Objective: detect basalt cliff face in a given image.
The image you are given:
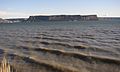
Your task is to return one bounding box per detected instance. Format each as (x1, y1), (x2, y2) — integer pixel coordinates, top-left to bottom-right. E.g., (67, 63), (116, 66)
(27, 15), (98, 21)
(0, 15), (98, 23)
(81, 15), (98, 20)
(49, 15), (81, 21)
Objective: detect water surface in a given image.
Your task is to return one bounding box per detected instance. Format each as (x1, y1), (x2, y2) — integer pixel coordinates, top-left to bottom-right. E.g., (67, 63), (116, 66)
(0, 20), (120, 72)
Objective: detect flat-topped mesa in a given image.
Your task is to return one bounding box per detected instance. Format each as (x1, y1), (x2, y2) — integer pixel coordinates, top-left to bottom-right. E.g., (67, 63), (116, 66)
(49, 15), (81, 21)
(27, 15), (98, 21)
(27, 16), (49, 21)
(81, 15), (98, 20)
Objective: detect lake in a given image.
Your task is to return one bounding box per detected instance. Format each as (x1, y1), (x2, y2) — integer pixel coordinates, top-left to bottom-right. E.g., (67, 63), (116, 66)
(0, 20), (120, 72)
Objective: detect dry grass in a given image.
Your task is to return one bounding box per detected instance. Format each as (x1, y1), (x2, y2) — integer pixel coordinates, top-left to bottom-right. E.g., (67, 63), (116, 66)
(0, 56), (11, 72)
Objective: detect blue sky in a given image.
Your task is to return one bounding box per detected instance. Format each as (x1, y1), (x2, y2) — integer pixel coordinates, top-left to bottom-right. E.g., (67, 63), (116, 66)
(0, 0), (120, 18)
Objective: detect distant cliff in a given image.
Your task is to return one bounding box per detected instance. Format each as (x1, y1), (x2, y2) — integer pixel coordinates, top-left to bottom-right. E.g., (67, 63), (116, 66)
(81, 15), (98, 20)
(98, 17), (120, 20)
(27, 16), (49, 21)
(27, 15), (98, 21)
(0, 15), (98, 23)
(49, 15), (81, 21)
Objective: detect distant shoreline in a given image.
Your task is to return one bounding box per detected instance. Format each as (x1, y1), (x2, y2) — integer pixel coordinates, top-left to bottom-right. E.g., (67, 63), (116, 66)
(0, 15), (120, 23)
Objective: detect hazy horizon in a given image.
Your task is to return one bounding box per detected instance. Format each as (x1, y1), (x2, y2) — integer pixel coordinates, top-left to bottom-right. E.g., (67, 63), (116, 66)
(2, 15), (120, 19)
(0, 0), (120, 19)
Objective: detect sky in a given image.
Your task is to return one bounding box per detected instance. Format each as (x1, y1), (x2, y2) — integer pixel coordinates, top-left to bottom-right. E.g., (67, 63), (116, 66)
(0, 0), (120, 19)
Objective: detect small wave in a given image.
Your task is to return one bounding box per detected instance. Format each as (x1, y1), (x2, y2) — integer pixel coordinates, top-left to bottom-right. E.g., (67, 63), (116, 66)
(15, 45), (120, 65)
(32, 47), (120, 64)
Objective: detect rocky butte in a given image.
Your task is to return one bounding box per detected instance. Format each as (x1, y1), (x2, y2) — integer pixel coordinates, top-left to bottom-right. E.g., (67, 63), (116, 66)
(27, 15), (98, 22)
(0, 15), (98, 23)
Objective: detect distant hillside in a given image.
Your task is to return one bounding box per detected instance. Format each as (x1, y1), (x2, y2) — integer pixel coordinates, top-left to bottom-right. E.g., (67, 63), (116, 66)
(27, 15), (98, 22)
(1, 15), (98, 23)
(1, 15), (120, 24)
(98, 17), (120, 20)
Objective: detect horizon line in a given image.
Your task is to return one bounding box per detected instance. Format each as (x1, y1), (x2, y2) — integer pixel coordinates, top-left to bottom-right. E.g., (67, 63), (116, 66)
(0, 15), (120, 19)
(1, 14), (120, 19)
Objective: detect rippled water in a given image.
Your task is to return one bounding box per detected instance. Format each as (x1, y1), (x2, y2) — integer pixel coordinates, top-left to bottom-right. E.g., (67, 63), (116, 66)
(0, 20), (120, 72)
